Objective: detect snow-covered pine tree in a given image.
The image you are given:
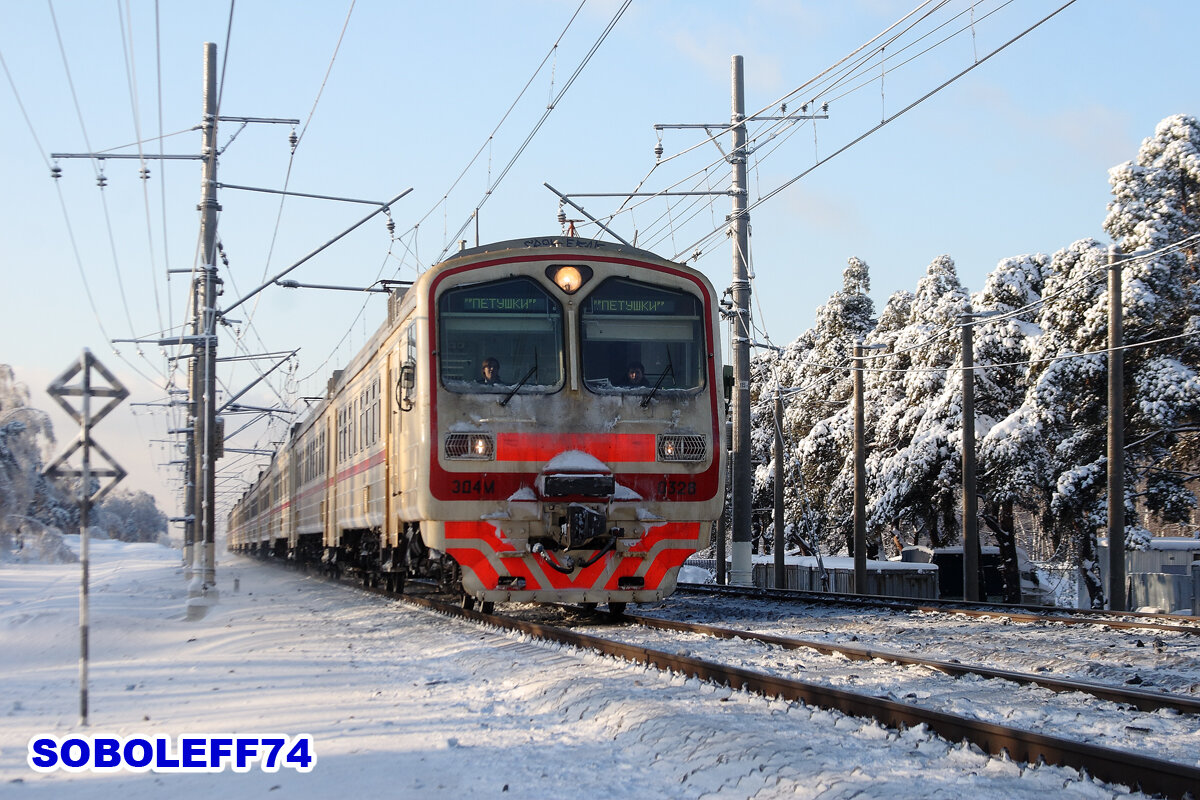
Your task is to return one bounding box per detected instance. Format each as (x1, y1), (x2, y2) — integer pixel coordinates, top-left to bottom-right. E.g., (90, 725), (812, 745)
(750, 258), (875, 556)
(861, 290), (915, 557)
(94, 489), (168, 543)
(982, 240), (1110, 603)
(790, 258), (876, 556)
(970, 254), (1048, 599)
(868, 255), (970, 549)
(0, 365), (59, 530)
(1103, 114), (1200, 536)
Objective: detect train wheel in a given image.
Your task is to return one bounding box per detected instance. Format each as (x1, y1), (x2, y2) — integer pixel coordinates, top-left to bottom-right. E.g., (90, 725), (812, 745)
(461, 596), (476, 611)
(607, 602), (627, 616)
(479, 601), (495, 614)
(581, 602), (597, 612)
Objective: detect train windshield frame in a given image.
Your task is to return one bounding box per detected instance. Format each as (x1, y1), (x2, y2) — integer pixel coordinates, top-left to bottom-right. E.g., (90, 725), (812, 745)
(580, 277), (706, 396)
(437, 277), (565, 395)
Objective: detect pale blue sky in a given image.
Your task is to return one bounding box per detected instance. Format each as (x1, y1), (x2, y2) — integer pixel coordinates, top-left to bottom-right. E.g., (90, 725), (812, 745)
(3, 1), (1197, 517)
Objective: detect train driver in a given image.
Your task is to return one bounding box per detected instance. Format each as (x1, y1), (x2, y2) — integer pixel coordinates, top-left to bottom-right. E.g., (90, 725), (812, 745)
(624, 361), (648, 387)
(479, 356), (502, 385)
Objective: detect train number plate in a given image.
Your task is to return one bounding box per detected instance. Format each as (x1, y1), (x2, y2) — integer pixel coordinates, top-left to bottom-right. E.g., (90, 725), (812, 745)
(657, 479), (698, 498)
(451, 478), (496, 496)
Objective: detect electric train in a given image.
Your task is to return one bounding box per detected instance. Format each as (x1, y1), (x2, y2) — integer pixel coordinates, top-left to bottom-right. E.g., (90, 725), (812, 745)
(227, 236), (726, 612)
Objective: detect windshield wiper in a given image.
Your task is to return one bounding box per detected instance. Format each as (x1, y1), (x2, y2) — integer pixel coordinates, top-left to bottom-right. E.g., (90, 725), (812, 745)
(640, 348), (674, 408)
(500, 350), (538, 406)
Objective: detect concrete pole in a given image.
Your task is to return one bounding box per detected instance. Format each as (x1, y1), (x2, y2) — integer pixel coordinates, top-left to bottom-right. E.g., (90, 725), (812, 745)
(1107, 245), (1126, 611)
(773, 392), (785, 588)
(853, 342), (867, 594)
(962, 315), (980, 602)
(715, 513), (727, 586)
(191, 42), (220, 604)
(183, 357), (195, 579)
(729, 55), (754, 586)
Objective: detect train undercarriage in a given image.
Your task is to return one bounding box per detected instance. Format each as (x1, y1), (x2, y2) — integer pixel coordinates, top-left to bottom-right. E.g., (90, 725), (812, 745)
(256, 525), (499, 614)
(242, 520), (637, 615)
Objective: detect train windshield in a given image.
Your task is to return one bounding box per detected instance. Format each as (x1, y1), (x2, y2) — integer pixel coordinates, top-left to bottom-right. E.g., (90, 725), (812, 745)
(438, 277), (565, 394)
(581, 278), (706, 395)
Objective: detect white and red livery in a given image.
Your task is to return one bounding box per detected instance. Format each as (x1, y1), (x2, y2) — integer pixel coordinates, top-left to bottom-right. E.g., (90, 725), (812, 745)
(228, 237), (726, 612)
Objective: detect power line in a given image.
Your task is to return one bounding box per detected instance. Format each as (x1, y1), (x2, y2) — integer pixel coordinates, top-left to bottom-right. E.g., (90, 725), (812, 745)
(435, 0), (632, 262)
(234, 0), (359, 411)
(404, 0), (589, 252)
(660, 0), (1080, 265)
(48, 0), (144, 348)
(738, 0), (1079, 246)
(117, 0), (166, 338)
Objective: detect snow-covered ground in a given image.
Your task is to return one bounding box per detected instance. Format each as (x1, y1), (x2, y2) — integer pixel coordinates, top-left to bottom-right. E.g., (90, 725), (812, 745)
(0, 538), (1161, 798)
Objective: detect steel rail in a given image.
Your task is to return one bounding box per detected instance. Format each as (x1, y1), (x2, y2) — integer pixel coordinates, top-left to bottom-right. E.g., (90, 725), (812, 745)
(251, 559), (1200, 797)
(677, 582), (1200, 635)
(392, 593), (1200, 799)
(622, 611), (1200, 716)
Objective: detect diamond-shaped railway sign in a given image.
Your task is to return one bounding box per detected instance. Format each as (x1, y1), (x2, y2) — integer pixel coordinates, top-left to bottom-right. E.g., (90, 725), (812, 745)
(44, 350), (129, 502)
(47, 349), (129, 425)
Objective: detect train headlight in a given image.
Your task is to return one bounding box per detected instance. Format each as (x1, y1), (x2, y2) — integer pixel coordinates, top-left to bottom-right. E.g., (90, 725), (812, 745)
(657, 434), (706, 463)
(546, 264), (593, 294)
(445, 432), (495, 460)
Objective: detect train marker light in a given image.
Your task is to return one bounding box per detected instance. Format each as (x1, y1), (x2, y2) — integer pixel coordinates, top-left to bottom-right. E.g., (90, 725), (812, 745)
(445, 432), (495, 460)
(546, 264), (593, 294)
(657, 434), (706, 462)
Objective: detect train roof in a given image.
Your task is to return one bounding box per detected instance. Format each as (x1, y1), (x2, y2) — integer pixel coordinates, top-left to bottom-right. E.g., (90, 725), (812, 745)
(444, 236), (686, 270)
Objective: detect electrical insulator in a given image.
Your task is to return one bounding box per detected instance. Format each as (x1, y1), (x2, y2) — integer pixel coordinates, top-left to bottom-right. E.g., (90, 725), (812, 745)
(654, 141), (664, 159)
(50, 164), (62, 179)
(289, 129), (298, 151)
(557, 208), (566, 226)
(781, 103), (787, 114)
(386, 217), (395, 236)
(140, 166), (151, 181)
(822, 101), (829, 113)
(801, 103), (808, 113)
(97, 172), (107, 189)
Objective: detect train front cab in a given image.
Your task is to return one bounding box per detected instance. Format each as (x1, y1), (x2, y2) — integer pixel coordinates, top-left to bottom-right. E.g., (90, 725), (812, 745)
(406, 240), (725, 607)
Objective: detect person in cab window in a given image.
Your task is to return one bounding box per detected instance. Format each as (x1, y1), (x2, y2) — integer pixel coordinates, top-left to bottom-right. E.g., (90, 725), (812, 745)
(479, 357), (502, 385)
(624, 361), (648, 387)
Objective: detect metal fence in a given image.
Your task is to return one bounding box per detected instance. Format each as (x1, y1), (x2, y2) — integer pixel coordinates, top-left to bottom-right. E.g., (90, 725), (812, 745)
(1125, 566), (1200, 615)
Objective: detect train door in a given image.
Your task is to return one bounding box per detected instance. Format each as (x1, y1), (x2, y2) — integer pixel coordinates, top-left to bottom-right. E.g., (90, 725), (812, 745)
(394, 321), (418, 516)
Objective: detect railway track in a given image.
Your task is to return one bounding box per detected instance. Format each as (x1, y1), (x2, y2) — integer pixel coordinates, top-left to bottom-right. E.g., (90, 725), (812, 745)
(618, 610), (1200, 716)
(416, 594), (1200, 799)
(268, 560), (1200, 798)
(677, 581), (1200, 635)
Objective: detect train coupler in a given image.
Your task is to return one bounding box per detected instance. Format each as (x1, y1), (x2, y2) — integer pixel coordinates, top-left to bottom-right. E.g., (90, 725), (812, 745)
(567, 503), (607, 548)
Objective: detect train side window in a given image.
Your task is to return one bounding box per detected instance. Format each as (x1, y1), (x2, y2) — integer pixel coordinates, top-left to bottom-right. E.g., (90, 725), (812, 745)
(580, 278), (706, 396)
(437, 277), (564, 395)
